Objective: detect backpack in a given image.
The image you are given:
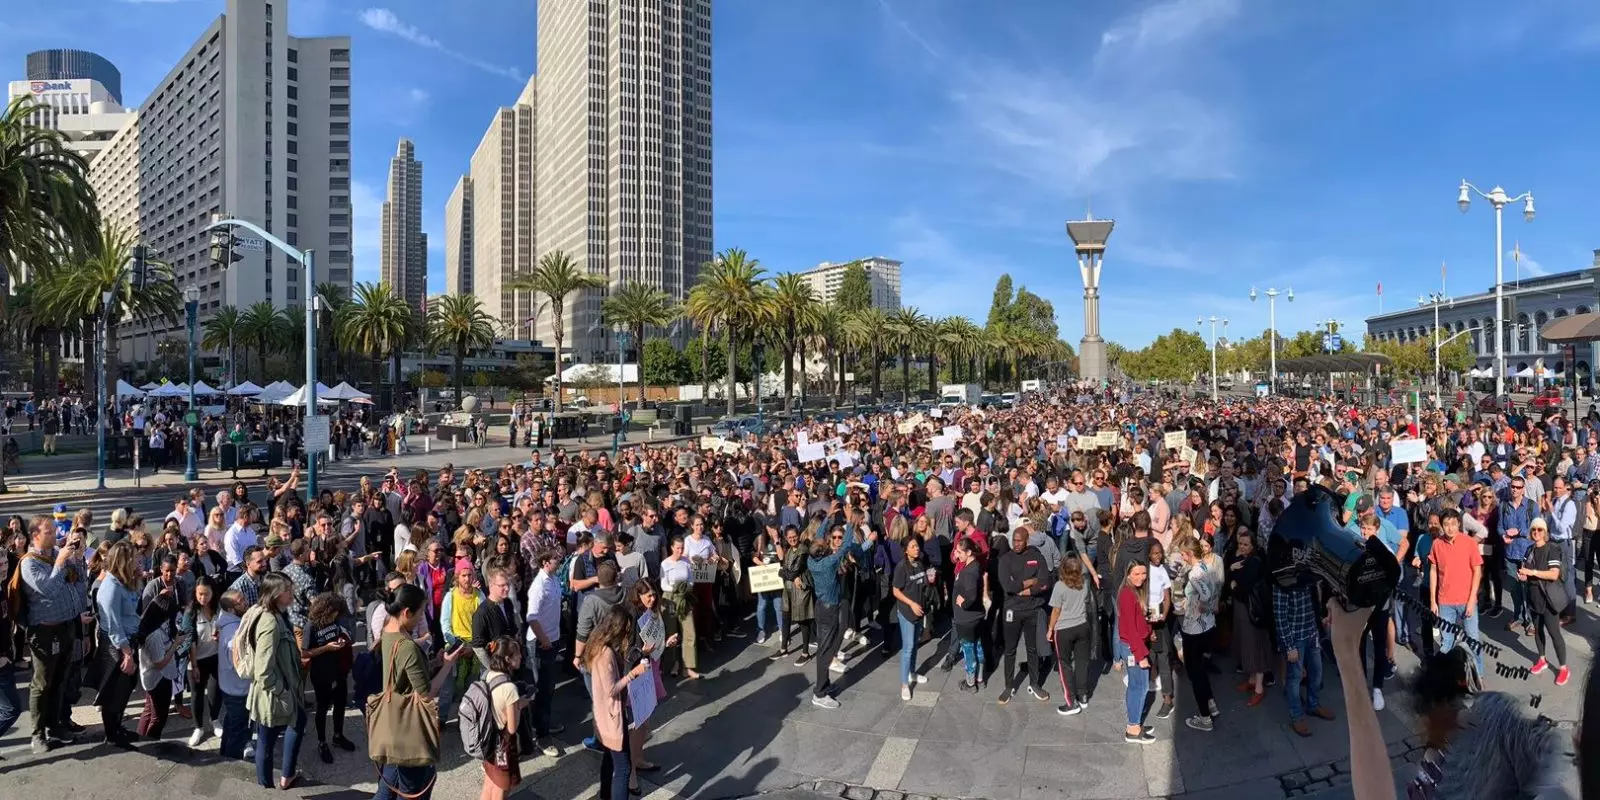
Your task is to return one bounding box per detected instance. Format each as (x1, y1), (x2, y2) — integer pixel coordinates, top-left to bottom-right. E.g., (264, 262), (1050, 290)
(230, 606), (264, 680)
(458, 673), (511, 760)
(555, 552), (579, 599)
(6, 553), (41, 625)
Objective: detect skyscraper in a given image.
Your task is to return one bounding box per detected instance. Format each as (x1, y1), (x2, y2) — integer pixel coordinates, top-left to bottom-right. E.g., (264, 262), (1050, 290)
(800, 257), (902, 311)
(381, 138), (426, 315)
(536, 0), (713, 361)
(463, 76), (536, 339)
(26, 48), (123, 105)
(444, 175), (473, 296)
(88, 0), (353, 365)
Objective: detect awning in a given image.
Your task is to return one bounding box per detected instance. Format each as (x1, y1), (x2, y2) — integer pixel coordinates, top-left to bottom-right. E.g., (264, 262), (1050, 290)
(1276, 353), (1393, 374)
(1540, 313), (1600, 344)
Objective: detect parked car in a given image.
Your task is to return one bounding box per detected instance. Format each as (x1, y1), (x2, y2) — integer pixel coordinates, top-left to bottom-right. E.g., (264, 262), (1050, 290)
(1530, 387), (1565, 409)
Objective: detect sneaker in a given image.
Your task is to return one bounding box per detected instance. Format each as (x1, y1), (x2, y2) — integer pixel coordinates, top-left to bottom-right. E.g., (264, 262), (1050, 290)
(30, 736), (50, 755)
(770, 648), (788, 661)
(1532, 657), (1549, 675)
(1208, 699), (1220, 717)
(1290, 720), (1311, 738)
(1124, 728), (1157, 743)
(319, 742), (334, 764)
(1487, 606), (1506, 618)
(582, 736), (602, 753)
(998, 688), (1013, 705)
(47, 730), (76, 745)
(901, 686), (912, 701)
(1557, 666), (1572, 686)
(1383, 660), (1397, 680)
(188, 728), (207, 748)
(536, 738), (561, 758)
(1184, 715), (1213, 732)
(1371, 688), (1385, 711)
(830, 659), (847, 674)
(1028, 685), (1050, 702)
(811, 695), (842, 710)
(940, 657), (956, 673)
(243, 744), (255, 760)
(844, 628), (856, 643)
(212, 723), (223, 739)
(857, 633), (870, 648)
(1156, 699), (1175, 719)
(726, 629), (749, 639)
(1058, 702), (1082, 716)
(755, 633), (768, 646)
(793, 654), (812, 667)
(912, 674), (928, 684)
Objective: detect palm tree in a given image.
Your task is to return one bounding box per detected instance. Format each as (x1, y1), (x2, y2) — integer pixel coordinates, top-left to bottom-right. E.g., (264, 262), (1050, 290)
(842, 308), (887, 402)
(239, 301), (287, 380)
(36, 223), (179, 382)
(682, 289), (720, 402)
(0, 96), (99, 293)
(508, 251), (605, 413)
(337, 282), (413, 409)
(688, 248), (771, 416)
(885, 307), (928, 403)
(201, 306), (243, 385)
(600, 281), (679, 409)
(8, 275), (70, 396)
(427, 293), (498, 400)
(768, 273), (820, 413)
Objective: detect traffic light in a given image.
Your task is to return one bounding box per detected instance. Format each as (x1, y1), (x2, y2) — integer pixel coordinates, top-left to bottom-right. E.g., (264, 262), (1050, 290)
(131, 244), (148, 290)
(209, 233), (245, 269)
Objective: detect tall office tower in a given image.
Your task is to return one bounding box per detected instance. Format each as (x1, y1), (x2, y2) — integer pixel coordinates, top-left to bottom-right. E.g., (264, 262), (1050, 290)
(444, 175), (473, 296)
(467, 76), (536, 339)
(536, 0), (713, 362)
(88, 0), (354, 366)
(26, 49), (123, 105)
(800, 257), (903, 311)
(381, 138), (426, 315)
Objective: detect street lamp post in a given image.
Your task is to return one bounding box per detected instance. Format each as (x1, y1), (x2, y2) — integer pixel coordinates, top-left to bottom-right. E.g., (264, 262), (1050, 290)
(1434, 325), (1482, 409)
(1249, 286), (1292, 393)
(184, 285), (200, 480)
(1197, 315), (1228, 401)
(1458, 180), (1535, 399)
(1316, 318), (1343, 397)
(1420, 292), (1448, 407)
(612, 327), (629, 457)
(97, 289), (112, 490)
(203, 216), (319, 498)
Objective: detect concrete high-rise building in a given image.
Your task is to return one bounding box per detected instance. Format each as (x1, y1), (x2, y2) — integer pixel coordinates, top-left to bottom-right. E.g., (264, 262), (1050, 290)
(26, 49), (123, 105)
(88, 0), (354, 367)
(536, 0), (713, 362)
(800, 257), (902, 311)
(461, 76), (536, 339)
(444, 175), (473, 296)
(7, 67), (134, 166)
(381, 138), (425, 315)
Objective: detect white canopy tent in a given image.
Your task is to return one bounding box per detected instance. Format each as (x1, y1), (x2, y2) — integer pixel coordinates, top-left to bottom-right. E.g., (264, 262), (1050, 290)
(148, 382), (188, 398)
(1513, 367), (1537, 379)
(138, 381), (160, 392)
(227, 381), (264, 396)
(324, 381), (371, 401)
(190, 380), (223, 396)
(277, 382), (336, 407)
(116, 380), (147, 398)
(254, 381), (296, 404)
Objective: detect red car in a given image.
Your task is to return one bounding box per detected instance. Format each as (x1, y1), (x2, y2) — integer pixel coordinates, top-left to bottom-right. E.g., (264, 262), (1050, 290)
(1531, 387), (1565, 409)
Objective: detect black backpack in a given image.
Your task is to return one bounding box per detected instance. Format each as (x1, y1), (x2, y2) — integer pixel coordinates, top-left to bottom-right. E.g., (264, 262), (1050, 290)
(458, 673), (511, 760)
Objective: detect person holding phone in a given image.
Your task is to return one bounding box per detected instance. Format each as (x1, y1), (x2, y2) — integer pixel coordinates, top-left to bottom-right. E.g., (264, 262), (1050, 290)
(585, 607), (650, 800)
(303, 592), (355, 763)
(136, 591), (182, 739)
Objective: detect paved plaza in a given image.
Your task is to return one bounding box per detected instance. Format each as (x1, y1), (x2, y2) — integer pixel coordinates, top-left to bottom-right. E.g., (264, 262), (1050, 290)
(1, 595), (1585, 800)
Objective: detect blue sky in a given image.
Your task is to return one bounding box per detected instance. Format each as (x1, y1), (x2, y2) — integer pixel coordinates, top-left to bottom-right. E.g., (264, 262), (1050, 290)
(5, 0), (1600, 347)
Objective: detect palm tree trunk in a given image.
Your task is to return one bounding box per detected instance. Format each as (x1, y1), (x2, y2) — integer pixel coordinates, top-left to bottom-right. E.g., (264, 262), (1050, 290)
(46, 330), (61, 398)
(699, 329), (710, 402)
(901, 349), (911, 404)
(258, 338), (268, 379)
(31, 333), (44, 396)
(453, 347), (465, 401)
(797, 337), (808, 409)
(391, 349), (403, 411)
(552, 327), (565, 415)
(635, 323), (647, 410)
(871, 342), (882, 401)
(724, 325), (737, 417)
(782, 324), (795, 414)
(928, 348), (938, 396)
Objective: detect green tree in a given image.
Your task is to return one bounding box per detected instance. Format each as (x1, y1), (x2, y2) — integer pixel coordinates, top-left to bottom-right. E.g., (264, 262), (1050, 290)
(509, 250), (607, 413)
(1121, 328), (1209, 382)
(769, 272), (821, 412)
(427, 293), (498, 401)
(0, 96), (99, 291)
(834, 261), (872, 314)
(684, 336), (726, 384)
(239, 301), (287, 381)
(641, 337), (691, 388)
(336, 282), (414, 409)
(688, 248), (772, 415)
(985, 275), (1014, 330)
(37, 223), (179, 382)
(600, 281), (679, 409)
(201, 305), (243, 386)
(847, 307), (888, 400)
(885, 307), (929, 403)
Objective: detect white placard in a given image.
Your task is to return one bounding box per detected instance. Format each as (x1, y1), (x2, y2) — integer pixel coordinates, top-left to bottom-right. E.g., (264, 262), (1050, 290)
(303, 415), (330, 453)
(1163, 430), (1186, 450)
(797, 443), (826, 463)
(691, 562), (718, 583)
(836, 422), (853, 434)
(897, 420), (918, 434)
(930, 435), (955, 451)
(748, 564), (784, 593)
(943, 425), (964, 441)
(796, 431), (810, 448)
(930, 408), (943, 418)
(1390, 438), (1428, 465)
(627, 663), (657, 728)
(1055, 435), (1071, 448)
(834, 452), (856, 469)
(699, 435), (723, 450)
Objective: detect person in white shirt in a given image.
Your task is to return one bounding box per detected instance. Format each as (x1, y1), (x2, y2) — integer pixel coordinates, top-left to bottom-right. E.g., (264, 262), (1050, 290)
(215, 491), (239, 529)
(166, 495), (204, 540)
(223, 515), (257, 569)
(523, 550), (564, 757)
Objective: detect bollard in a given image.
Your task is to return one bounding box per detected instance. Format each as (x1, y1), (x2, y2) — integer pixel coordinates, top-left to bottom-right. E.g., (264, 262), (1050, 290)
(424, 436), (431, 453)
(452, 435), (458, 450)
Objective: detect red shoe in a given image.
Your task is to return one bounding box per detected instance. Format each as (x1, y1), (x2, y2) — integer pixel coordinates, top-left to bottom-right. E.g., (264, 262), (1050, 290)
(1247, 692), (1265, 707)
(1531, 657), (1548, 675)
(1556, 666), (1571, 686)
(1236, 681), (1254, 693)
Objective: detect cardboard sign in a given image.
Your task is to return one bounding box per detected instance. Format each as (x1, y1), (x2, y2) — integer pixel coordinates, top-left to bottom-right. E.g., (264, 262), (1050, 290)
(699, 436), (722, 450)
(1096, 430), (1118, 447)
(719, 441), (742, 455)
(1163, 430), (1186, 451)
(1180, 445), (1198, 465)
(897, 420), (919, 435)
(748, 563), (784, 593)
(834, 452), (856, 470)
(943, 425), (964, 441)
(930, 435), (956, 451)
(628, 664), (658, 727)
(797, 431), (810, 448)
(1055, 435), (1071, 448)
(930, 408), (943, 418)
(1076, 435), (1098, 451)
(836, 422), (853, 434)
(676, 452), (695, 468)
(1390, 438), (1428, 465)
(691, 562), (718, 584)
(797, 443), (826, 463)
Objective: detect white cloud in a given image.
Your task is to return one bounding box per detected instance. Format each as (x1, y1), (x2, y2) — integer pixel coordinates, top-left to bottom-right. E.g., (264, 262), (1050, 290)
(1510, 247), (1546, 277)
(358, 8), (524, 81)
(1095, 0), (1243, 71)
(351, 180), (383, 284)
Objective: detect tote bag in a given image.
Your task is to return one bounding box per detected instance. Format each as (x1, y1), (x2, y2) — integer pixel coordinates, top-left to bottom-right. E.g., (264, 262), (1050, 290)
(366, 636), (441, 768)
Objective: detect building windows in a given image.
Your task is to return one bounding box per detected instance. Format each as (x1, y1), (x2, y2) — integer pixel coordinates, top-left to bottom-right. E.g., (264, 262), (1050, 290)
(287, 86), (297, 99)
(287, 213), (297, 227)
(288, 48), (298, 63)
(331, 48), (350, 61)
(287, 104), (298, 117)
(329, 176), (348, 190)
(287, 158), (297, 172)
(330, 122), (348, 136)
(330, 104), (349, 116)
(287, 67), (297, 81)
(330, 67), (349, 80)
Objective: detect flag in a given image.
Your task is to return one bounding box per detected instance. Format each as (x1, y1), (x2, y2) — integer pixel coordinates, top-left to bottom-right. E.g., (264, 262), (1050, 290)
(1377, 281), (1382, 296)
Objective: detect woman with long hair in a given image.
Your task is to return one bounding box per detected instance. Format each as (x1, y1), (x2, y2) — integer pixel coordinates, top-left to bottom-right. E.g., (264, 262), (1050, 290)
(94, 540), (144, 747)
(751, 522), (785, 647)
(304, 592), (355, 763)
(625, 581), (674, 792)
(1116, 561), (1155, 744)
(660, 536), (702, 680)
(135, 586), (182, 739)
(1047, 555), (1093, 714)
(585, 607), (651, 800)
(246, 572), (308, 789)
(479, 636), (528, 800)
(1228, 530), (1273, 708)
(1520, 518), (1571, 685)
(778, 525), (814, 664)
(890, 534), (934, 700)
(180, 579), (223, 747)
(372, 582), (466, 800)
(1176, 537), (1220, 731)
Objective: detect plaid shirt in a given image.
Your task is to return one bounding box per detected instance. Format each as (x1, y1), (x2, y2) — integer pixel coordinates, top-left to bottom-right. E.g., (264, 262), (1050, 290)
(1272, 583), (1318, 651)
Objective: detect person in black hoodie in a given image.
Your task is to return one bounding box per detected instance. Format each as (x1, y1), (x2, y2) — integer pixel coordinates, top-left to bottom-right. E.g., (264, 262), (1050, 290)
(996, 527), (1052, 704)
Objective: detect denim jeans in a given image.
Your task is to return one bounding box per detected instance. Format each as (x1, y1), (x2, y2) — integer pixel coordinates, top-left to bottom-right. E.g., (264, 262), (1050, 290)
(1505, 561), (1530, 626)
(374, 764), (436, 800)
(220, 692), (250, 759)
(532, 644), (559, 737)
(255, 707), (307, 787)
(896, 614), (922, 686)
(1559, 538), (1578, 615)
(1115, 640), (1149, 727)
(0, 662), (21, 740)
(755, 592), (785, 639)
(1438, 604), (1484, 674)
(1282, 635), (1323, 722)
(599, 742), (633, 800)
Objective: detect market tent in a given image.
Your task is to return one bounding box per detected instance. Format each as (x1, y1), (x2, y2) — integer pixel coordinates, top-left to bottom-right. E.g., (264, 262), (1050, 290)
(116, 379), (147, 398)
(1513, 367), (1536, 379)
(278, 382), (336, 406)
(190, 380), (223, 396)
(254, 381), (295, 403)
(139, 382), (159, 391)
(1275, 352), (1393, 374)
(148, 382), (188, 397)
(324, 381), (371, 401)
(226, 381), (263, 396)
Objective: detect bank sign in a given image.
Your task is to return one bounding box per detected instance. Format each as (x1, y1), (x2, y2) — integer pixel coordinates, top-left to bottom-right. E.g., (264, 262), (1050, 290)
(30, 80), (76, 93)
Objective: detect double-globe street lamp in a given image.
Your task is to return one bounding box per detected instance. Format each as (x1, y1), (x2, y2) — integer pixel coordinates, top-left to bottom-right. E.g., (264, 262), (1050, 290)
(202, 216), (321, 498)
(96, 289), (113, 491)
(1249, 286), (1292, 394)
(184, 285), (201, 481)
(1197, 315), (1228, 402)
(1458, 180), (1535, 399)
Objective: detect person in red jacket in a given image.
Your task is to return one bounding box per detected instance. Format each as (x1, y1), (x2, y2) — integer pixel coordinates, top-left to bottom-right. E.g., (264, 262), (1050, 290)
(1116, 562), (1155, 744)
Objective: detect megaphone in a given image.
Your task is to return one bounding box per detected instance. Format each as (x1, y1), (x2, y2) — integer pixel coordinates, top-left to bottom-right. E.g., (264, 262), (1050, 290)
(1268, 484), (1400, 610)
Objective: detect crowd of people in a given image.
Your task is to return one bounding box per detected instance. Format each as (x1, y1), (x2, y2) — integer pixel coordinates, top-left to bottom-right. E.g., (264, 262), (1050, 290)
(0, 381), (1596, 799)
